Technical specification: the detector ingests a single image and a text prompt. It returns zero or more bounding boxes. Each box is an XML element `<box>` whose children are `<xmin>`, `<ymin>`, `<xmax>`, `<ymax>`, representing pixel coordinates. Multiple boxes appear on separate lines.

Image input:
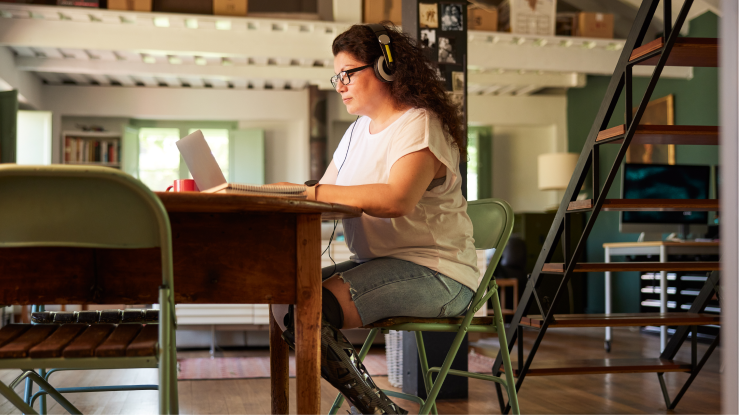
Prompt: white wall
<box><xmin>41</xmin><ymin>85</ymin><xmax>310</xmax><ymax>183</ymax></box>
<box><xmin>468</xmin><ymin>94</ymin><xmax>569</xmax><ymax>212</ymax></box>
<box><xmin>0</xmin><ymin>46</ymin><xmax>43</xmax><ymax>108</ymax></box>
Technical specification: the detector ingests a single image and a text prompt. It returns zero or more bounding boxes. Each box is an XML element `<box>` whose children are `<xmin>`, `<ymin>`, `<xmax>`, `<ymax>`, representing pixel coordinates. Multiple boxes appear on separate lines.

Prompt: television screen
<box><xmin>622</xmin><ymin>164</ymin><xmax>710</xmax><ymax>225</ymax></box>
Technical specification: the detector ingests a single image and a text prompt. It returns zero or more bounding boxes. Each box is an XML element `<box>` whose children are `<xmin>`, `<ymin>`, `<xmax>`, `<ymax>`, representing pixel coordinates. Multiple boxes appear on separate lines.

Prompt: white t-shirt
<box><xmin>323</xmin><ymin>108</ymin><xmax>480</xmax><ymax>291</ymax></box>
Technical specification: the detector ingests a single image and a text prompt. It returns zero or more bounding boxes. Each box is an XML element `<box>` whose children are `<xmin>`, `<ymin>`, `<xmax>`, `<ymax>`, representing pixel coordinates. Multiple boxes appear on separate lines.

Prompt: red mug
<box><xmin>166</xmin><ymin>179</ymin><xmax>198</xmax><ymax>192</ymax></box>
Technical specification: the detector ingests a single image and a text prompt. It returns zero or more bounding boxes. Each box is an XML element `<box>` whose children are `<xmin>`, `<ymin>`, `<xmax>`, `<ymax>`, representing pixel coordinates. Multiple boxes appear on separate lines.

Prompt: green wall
<box><xmin>566</xmin><ymin>12</ymin><xmax>719</xmax><ymax>313</ymax></box>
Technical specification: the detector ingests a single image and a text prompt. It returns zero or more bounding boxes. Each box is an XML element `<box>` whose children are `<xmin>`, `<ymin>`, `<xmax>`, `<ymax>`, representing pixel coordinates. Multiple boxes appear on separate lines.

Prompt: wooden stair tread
<box><xmin>567</xmin><ymin>199</ymin><xmax>719</xmax><ymax>212</ymax></box>
<box><xmin>363</xmin><ymin>316</ymin><xmax>493</xmax><ymax>328</ymax></box>
<box><xmin>542</xmin><ymin>262</ymin><xmax>719</xmax><ymax>273</ymax></box>
<box><xmin>630</xmin><ymin>37</ymin><xmax>718</xmax><ymax>67</ymax></box>
<box><xmin>0</xmin><ymin>325</ymin><xmax>31</xmax><ymax>349</ymax></box>
<box><xmin>596</xmin><ymin>125</ymin><xmax>718</xmax><ymax>145</ymax></box>
<box><xmin>520</xmin><ymin>312</ymin><xmax>721</xmax><ymax>328</ymax></box>
<box><xmin>512</xmin><ymin>358</ymin><xmax>692</xmax><ymax>376</ymax></box>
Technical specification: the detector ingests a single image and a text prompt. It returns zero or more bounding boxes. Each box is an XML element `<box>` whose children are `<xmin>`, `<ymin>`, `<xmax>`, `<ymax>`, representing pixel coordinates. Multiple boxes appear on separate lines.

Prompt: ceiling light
<box><xmin>185</xmin><ymin>18</ymin><xmax>198</xmax><ymax>29</ymax></box>
<box><xmin>195</xmin><ymin>57</ymin><xmax>207</xmax><ymax>66</ymax></box>
<box><xmin>168</xmin><ymin>56</ymin><xmax>182</xmax><ymax>65</ymax></box>
<box><xmin>142</xmin><ymin>55</ymin><xmax>156</xmax><ymax>64</ymax></box>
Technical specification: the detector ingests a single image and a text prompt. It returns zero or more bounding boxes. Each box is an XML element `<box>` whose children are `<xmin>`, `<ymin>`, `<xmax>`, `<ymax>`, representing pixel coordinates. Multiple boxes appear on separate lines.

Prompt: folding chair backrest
<box><xmin>0</xmin><ymin>165</ymin><xmax>173</xmax><ymax>302</ymax></box>
<box><xmin>466</xmin><ymin>198</ymin><xmax>514</xmax><ymax>311</ymax></box>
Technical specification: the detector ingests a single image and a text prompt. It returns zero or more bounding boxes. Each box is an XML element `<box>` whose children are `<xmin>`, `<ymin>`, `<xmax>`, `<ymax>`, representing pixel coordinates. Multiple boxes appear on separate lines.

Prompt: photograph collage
<box><xmin>418</xmin><ymin>2</ymin><xmax>466</xmax><ymax>117</ymax></box>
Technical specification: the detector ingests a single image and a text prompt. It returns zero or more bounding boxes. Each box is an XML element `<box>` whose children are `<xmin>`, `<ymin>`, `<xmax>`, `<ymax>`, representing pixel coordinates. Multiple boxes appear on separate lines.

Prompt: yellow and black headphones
<box><xmin>365</xmin><ymin>23</ymin><xmax>396</xmax><ymax>83</ymax></box>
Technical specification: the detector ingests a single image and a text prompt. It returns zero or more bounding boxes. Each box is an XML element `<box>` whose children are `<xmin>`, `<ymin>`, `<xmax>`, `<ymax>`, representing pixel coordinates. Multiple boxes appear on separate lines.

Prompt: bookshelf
<box><xmin>62</xmin><ymin>130</ymin><xmax>122</xmax><ymax>168</ymax></box>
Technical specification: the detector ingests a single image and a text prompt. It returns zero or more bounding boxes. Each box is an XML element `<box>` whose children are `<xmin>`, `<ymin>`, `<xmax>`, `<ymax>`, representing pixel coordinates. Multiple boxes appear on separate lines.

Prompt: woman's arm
<box><xmin>320</xmin><ymin>160</ymin><xmax>339</xmax><ymax>184</ymax></box>
<box><xmin>315</xmin><ymin>148</ymin><xmax>442</xmax><ymax>218</ymax></box>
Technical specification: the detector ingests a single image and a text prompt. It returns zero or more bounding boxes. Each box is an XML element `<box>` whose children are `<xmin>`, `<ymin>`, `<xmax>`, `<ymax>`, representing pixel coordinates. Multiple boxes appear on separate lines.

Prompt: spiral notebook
<box><xmin>176</xmin><ymin>130</ymin><xmax>307</xmax><ymax>197</ymax></box>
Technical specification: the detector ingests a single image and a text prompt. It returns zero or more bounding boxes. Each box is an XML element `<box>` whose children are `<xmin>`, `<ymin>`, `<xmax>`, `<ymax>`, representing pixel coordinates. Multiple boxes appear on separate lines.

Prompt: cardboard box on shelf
<box><xmin>468</xmin><ymin>5</ymin><xmax>497</xmax><ymax>31</ymax></box>
<box><xmin>498</xmin><ymin>0</ymin><xmax>556</xmax><ymax>36</ymax></box>
<box><xmin>213</xmin><ymin>0</ymin><xmax>246</xmax><ymax>16</ymax></box>
<box><xmin>576</xmin><ymin>12</ymin><xmax>613</xmax><ymax>38</ymax></box>
<box><xmin>363</xmin><ymin>0</ymin><xmax>401</xmax><ymax>26</ymax></box>
<box><xmin>152</xmin><ymin>0</ymin><xmax>212</xmax><ymax>15</ymax></box>
<box><xmin>107</xmin><ymin>0</ymin><xmax>152</xmax><ymax>11</ymax></box>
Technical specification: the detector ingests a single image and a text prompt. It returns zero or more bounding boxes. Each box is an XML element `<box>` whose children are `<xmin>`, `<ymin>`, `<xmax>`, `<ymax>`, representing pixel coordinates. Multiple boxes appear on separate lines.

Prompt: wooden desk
<box><xmin>0</xmin><ymin>192</ymin><xmax>361</xmax><ymax>414</ymax></box>
<box><xmin>602</xmin><ymin>241</ymin><xmax>719</xmax><ymax>352</ymax></box>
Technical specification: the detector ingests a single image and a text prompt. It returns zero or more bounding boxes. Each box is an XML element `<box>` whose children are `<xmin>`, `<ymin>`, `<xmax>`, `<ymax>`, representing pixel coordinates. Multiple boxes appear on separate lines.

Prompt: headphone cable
<box><xmin>323</xmin><ymin>115</ymin><xmax>361</xmax><ymax>276</ymax></box>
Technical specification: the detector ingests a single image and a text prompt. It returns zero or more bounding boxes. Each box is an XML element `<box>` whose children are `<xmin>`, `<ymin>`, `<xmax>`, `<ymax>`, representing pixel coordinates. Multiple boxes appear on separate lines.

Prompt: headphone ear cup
<box><xmin>373</xmin><ymin>56</ymin><xmax>395</xmax><ymax>83</ymax></box>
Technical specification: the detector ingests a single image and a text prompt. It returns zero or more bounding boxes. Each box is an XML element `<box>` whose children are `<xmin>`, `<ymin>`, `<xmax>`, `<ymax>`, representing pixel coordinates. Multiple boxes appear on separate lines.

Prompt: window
<box><xmin>467</xmin><ymin>130</ymin><xmax>479</xmax><ymax>201</ymax></box>
<box><xmin>138</xmin><ymin>128</ymin><xmax>181</xmax><ymax>191</ymax></box>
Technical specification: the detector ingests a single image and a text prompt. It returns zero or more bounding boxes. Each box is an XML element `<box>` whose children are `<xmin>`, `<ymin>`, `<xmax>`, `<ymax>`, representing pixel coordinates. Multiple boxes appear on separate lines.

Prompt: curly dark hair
<box><xmin>332</xmin><ymin>23</ymin><xmax>466</xmax><ymax>159</ymax></box>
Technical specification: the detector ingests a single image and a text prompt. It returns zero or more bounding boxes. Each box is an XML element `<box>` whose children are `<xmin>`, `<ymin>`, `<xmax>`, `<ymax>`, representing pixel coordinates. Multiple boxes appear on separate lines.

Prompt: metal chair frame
<box><xmin>328</xmin><ymin>198</ymin><xmax>520</xmax><ymax>415</ymax></box>
<box><xmin>0</xmin><ymin>165</ymin><xmax>178</xmax><ymax>414</ymax></box>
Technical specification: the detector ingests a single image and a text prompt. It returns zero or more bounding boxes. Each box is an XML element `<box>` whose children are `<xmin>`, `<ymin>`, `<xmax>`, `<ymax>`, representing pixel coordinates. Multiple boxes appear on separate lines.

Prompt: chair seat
<box><xmin>363</xmin><ymin>316</ymin><xmax>494</xmax><ymax>329</ymax></box>
<box><xmin>0</xmin><ymin>323</ymin><xmax>158</xmax><ymax>359</ymax></box>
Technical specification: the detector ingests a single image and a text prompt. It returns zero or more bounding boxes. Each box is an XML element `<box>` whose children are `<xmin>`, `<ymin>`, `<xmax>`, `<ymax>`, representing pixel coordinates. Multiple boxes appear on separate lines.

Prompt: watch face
<box><xmin>304</xmin><ymin>180</ymin><xmax>319</xmax><ymax>187</ymax></box>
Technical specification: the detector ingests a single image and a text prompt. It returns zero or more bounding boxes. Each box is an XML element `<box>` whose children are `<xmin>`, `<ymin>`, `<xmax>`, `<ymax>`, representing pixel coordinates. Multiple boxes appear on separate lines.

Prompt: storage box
<box><xmin>575</xmin><ymin>12</ymin><xmax>613</xmax><ymax>39</ymax></box>
<box><xmin>468</xmin><ymin>5</ymin><xmax>497</xmax><ymax>31</ymax></box>
<box><xmin>152</xmin><ymin>0</ymin><xmax>212</xmax><ymax>15</ymax></box>
<box><xmin>107</xmin><ymin>0</ymin><xmax>152</xmax><ymax>11</ymax></box>
<box><xmin>213</xmin><ymin>0</ymin><xmax>246</xmax><ymax>16</ymax></box>
<box><xmin>498</xmin><ymin>0</ymin><xmax>556</xmax><ymax>36</ymax></box>
<box><xmin>363</xmin><ymin>0</ymin><xmax>401</xmax><ymax>26</ymax></box>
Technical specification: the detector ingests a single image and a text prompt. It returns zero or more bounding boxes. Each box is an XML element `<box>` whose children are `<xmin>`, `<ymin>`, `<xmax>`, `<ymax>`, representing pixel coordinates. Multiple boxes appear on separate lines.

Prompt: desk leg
<box><xmin>270</xmin><ymin>305</ymin><xmax>289</xmax><ymax>415</ymax></box>
<box><xmin>296</xmin><ymin>214</ymin><xmax>322</xmax><ymax>415</ymax></box>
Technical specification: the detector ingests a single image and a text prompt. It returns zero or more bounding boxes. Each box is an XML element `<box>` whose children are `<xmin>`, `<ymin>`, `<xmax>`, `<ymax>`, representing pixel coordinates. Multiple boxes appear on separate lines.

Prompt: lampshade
<box><xmin>538</xmin><ymin>153</ymin><xmax>579</xmax><ymax>191</ymax></box>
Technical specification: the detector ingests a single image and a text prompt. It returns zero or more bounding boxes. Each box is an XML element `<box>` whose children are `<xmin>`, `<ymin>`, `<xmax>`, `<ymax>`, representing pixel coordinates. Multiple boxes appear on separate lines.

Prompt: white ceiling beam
<box><xmin>35</xmin><ymin>72</ymin><xmax>64</xmax><ymax>85</ymax></box>
<box><xmin>468</xmin><ymin>31</ymin><xmax>693</xmax><ymax>79</ymax></box>
<box><xmin>133</xmin><ymin>75</ymin><xmax>159</xmax><ymax>87</ymax></box>
<box><xmin>469</xmin><ymin>71</ymin><xmax>586</xmax><ymax>88</ymax></box>
<box><xmin>0</xmin><ymin>6</ymin><xmax>344</xmax><ymax>61</ymax></box>
<box><xmin>513</xmin><ymin>85</ymin><xmax>542</xmax><ymax>97</ymax></box>
<box><xmin>64</xmin><ymin>73</ymin><xmax>91</xmax><ymax>85</ymax></box>
<box><xmin>87</xmin><ymin>73</ymin><xmax>111</xmax><ymax>85</ymax></box>
<box><xmin>107</xmin><ymin>74</ymin><xmax>136</xmax><ymax>87</ymax></box>
<box><xmin>59</xmin><ymin>48</ymin><xmax>89</xmax><ymax>60</ymax></box>
<box><xmin>10</xmin><ymin>46</ymin><xmax>36</xmax><ymax>57</ymax></box>
<box><xmin>16</xmin><ymin>56</ymin><xmax>334</xmax><ymax>89</ymax></box>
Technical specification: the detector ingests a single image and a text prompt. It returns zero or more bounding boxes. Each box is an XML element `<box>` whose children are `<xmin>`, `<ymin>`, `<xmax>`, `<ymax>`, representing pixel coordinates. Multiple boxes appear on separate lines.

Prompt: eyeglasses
<box><xmin>330</xmin><ymin>64</ymin><xmax>372</xmax><ymax>89</ymax></box>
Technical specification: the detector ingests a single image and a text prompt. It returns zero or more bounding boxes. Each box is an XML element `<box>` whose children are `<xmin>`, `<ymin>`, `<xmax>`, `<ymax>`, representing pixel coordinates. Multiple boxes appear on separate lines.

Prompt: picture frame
<box><xmin>626</xmin><ymin>94</ymin><xmax>676</xmax><ymax>165</ymax></box>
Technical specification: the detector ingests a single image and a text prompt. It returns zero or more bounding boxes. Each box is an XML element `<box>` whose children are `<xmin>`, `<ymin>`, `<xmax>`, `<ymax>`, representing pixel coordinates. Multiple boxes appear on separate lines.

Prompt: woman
<box><xmin>273</xmin><ymin>23</ymin><xmax>479</xmax><ymax>414</ymax></box>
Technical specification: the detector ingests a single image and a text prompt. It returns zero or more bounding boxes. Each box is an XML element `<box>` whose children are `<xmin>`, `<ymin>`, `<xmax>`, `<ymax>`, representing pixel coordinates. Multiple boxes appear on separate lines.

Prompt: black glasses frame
<box><xmin>331</xmin><ymin>64</ymin><xmax>372</xmax><ymax>89</ymax></box>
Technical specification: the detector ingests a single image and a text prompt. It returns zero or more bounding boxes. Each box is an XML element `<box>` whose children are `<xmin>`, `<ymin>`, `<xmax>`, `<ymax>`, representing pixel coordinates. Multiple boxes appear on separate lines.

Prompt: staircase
<box><xmin>490</xmin><ymin>0</ymin><xmax>721</xmax><ymax>412</ymax></box>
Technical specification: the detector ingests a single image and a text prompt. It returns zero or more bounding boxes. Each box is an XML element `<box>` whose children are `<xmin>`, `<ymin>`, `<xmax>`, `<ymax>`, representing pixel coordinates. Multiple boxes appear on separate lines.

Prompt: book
<box><xmin>202</xmin><ymin>183</ymin><xmax>308</xmax><ymax>197</ymax></box>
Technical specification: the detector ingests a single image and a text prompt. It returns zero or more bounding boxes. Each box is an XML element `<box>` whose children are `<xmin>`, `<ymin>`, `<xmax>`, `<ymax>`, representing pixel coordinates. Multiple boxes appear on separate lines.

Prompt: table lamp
<box><xmin>538</xmin><ymin>153</ymin><xmax>579</xmax><ymax>210</ymax></box>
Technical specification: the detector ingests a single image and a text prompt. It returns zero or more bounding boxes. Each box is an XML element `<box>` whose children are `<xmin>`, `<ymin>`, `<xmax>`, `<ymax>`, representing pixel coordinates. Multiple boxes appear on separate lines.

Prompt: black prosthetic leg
<box><xmin>282</xmin><ymin>288</ymin><xmax>407</xmax><ymax>415</ymax></box>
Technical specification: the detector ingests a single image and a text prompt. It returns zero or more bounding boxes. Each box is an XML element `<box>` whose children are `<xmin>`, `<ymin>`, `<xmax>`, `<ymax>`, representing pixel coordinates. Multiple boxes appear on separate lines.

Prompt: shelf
<box><xmin>63</xmin><ymin>162</ymin><xmax>121</xmax><ymax>167</ymax></box>
<box><xmin>541</xmin><ymin>262</ymin><xmax>720</xmax><ymax>273</ymax></box>
<box><xmin>567</xmin><ymin>199</ymin><xmax>719</xmax><ymax>212</ymax></box>
<box><xmin>595</xmin><ymin>125</ymin><xmax>718</xmax><ymax>145</ymax></box>
<box><xmin>512</xmin><ymin>358</ymin><xmax>691</xmax><ymax>377</ymax></box>
<box><xmin>641</xmin><ymin>300</ymin><xmax>677</xmax><ymax>309</ymax></box>
<box><xmin>520</xmin><ymin>312</ymin><xmax>721</xmax><ymax>328</ymax></box>
<box><xmin>63</xmin><ymin>131</ymin><xmax>122</xmax><ymax>138</ymax></box>
<box><xmin>630</xmin><ymin>37</ymin><xmax>718</xmax><ymax>67</ymax></box>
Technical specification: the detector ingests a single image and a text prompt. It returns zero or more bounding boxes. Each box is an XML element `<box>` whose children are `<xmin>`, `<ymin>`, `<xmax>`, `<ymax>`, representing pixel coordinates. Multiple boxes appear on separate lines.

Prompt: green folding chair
<box><xmin>0</xmin><ymin>165</ymin><xmax>178</xmax><ymax>414</ymax></box>
<box><xmin>329</xmin><ymin>198</ymin><xmax>519</xmax><ymax>415</ymax></box>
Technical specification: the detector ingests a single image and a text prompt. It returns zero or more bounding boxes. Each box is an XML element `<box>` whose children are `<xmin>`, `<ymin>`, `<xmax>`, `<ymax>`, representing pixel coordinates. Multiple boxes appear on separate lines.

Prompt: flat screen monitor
<box><xmin>620</xmin><ymin>163</ymin><xmax>710</xmax><ymax>235</ymax></box>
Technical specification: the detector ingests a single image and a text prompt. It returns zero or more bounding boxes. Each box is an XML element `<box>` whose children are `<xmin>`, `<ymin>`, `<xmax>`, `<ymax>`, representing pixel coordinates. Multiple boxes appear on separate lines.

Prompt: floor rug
<box><xmin>178</xmin><ymin>353</ymin><xmax>497</xmax><ymax>380</ymax></box>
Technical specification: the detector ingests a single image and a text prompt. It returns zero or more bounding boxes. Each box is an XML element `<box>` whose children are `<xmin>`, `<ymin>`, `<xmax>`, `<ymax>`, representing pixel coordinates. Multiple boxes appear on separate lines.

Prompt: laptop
<box><xmin>176</xmin><ymin>130</ymin><xmax>306</xmax><ymax>196</ymax></box>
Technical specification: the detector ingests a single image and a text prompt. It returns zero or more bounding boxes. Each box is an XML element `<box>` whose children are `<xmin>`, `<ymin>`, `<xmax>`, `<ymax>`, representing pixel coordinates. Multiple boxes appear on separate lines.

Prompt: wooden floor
<box><xmin>0</xmin><ymin>327</ymin><xmax>720</xmax><ymax>414</ymax></box>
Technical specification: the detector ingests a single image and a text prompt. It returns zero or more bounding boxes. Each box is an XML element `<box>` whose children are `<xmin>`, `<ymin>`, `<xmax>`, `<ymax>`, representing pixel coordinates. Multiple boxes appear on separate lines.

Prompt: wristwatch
<box><xmin>304</xmin><ymin>180</ymin><xmax>319</xmax><ymax>200</ymax></box>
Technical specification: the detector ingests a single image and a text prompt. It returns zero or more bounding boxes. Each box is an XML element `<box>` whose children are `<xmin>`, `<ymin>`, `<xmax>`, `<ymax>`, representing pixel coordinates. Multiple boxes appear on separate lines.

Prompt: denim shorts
<box><xmin>323</xmin><ymin>258</ymin><xmax>475</xmax><ymax>326</ymax></box>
